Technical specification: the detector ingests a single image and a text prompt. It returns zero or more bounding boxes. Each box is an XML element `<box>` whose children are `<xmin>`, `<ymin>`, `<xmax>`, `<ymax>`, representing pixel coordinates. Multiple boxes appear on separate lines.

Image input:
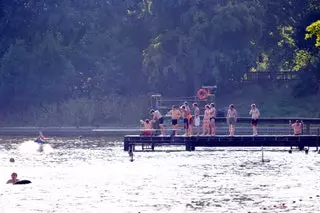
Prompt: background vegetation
<box><xmin>0</xmin><ymin>0</ymin><xmax>319</xmax><ymax>126</ymax></box>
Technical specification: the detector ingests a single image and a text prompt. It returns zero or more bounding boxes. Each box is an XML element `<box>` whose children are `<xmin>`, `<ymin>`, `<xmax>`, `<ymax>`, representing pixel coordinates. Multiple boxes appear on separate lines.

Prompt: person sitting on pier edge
<box><xmin>292</xmin><ymin>120</ymin><xmax>303</xmax><ymax>136</ymax></box>
<box><xmin>209</xmin><ymin>103</ymin><xmax>216</xmax><ymax>136</ymax></box>
<box><xmin>249</xmin><ymin>104</ymin><xmax>260</xmax><ymax>136</ymax></box>
<box><xmin>183</xmin><ymin>102</ymin><xmax>193</xmax><ymax>135</ymax></box>
<box><xmin>226</xmin><ymin>104</ymin><xmax>238</xmax><ymax>136</ymax></box>
<box><xmin>167</xmin><ymin>105</ymin><xmax>182</xmax><ymax>136</ymax></box>
<box><xmin>140</xmin><ymin>119</ymin><xmax>152</xmax><ymax>136</ymax></box>
<box><xmin>193</xmin><ymin>103</ymin><xmax>200</xmax><ymax>135</ymax></box>
<box><xmin>150</xmin><ymin>109</ymin><xmax>165</xmax><ymax>136</ymax></box>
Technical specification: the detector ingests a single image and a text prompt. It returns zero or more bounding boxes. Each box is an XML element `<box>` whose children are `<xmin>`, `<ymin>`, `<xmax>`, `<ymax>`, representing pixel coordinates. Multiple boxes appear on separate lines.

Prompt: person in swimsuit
<box><xmin>180</xmin><ymin>105</ymin><xmax>189</xmax><ymax>136</ymax></box>
<box><xmin>292</xmin><ymin>120</ymin><xmax>303</xmax><ymax>136</ymax></box>
<box><xmin>184</xmin><ymin>102</ymin><xmax>193</xmax><ymax>135</ymax></box>
<box><xmin>167</xmin><ymin>105</ymin><xmax>181</xmax><ymax>136</ymax></box>
<box><xmin>226</xmin><ymin>104</ymin><xmax>238</xmax><ymax>136</ymax></box>
<box><xmin>34</xmin><ymin>131</ymin><xmax>46</xmax><ymax>144</ymax></box>
<box><xmin>193</xmin><ymin>103</ymin><xmax>200</xmax><ymax>135</ymax></box>
<box><xmin>150</xmin><ymin>109</ymin><xmax>165</xmax><ymax>136</ymax></box>
<box><xmin>202</xmin><ymin>105</ymin><xmax>211</xmax><ymax>135</ymax></box>
<box><xmin>249</xmin><ymin>104</ymin><xmax>260</xmax><ymax>136</ymax></box>
<box><xmin>140</xmin><ymin>119</ymin><xmax>153</xmax><ymax>136</ymax></box>
<box><xmin>6</xmin><ymin>172</ymin><xmax>20</xmax><ymax>184</ymax></box>
<box><xmin>209</xmin><ymin>103</ymin><xmax>217</xmax><ymax>136</ymax></box>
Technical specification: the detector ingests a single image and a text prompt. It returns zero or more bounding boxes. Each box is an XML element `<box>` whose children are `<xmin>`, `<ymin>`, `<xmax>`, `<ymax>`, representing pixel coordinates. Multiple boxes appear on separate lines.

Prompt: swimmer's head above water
<box><xmin>6</xmin><ymin>172</ymin><xmax>19</xmax><ymax>184</ymax></box>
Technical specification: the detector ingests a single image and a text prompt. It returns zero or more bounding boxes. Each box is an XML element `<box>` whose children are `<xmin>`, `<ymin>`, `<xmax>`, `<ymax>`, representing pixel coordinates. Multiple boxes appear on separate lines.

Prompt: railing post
<box><xmin>317</xmin><ymin>128</ymin><xmax>320</xmax><ymax>151</ymax></box>
<box><xmin>306</xmin><ymin>123</ymin><xmax>310</xmax><ymax>135</ymax></box>
<box><xmin>124</xmin><ymin>138</ymin><xmax>129</xmax><ymax>151</ymax></box>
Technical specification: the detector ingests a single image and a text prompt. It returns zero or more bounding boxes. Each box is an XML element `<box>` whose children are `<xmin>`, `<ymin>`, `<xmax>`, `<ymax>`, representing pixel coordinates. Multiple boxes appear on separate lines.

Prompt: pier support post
<box><xmin>185</xmin><ymin>141</ymin><xmax>195</xmax><ymax>151</ymax></box>
<box><xmin>124</xmin><ymin>139</ymin><xmax>130</xmax><ymax>151</ymax></box>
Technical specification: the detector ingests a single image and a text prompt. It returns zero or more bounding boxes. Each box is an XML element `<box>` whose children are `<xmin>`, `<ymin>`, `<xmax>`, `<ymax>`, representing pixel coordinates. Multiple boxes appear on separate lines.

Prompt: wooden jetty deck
<box><xmin>124</xmin><ymin>135</ymin><xmax>320</xmax><ymax>152</ymax></box>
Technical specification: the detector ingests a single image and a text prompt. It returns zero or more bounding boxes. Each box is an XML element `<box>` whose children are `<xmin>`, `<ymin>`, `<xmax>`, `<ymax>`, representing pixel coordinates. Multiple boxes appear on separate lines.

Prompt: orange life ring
<box><xmin>197</xmin><ymin>89</ymin><xmax>209</xmax><ymax>100</ymax></box>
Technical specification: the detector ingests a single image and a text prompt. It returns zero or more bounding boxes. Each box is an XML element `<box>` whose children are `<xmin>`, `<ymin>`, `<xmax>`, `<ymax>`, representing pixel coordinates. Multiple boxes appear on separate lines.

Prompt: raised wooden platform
<box><xmin>124</xmin><ymin>135</ymin><xmax>320</xmax><ymax>151</ymax></box>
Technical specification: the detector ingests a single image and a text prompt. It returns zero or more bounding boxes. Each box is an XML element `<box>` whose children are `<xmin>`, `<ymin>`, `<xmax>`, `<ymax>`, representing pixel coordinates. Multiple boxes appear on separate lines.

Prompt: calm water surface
<box><xmin>1</xmin><ymin>136</ymin><xmax>320</xmax><ymax>213</ymax></box>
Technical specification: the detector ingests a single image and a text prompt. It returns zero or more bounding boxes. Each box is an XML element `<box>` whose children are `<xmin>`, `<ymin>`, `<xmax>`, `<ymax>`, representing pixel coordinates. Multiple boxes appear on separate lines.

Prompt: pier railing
<box><xmin>154</xmin><ymin>117</ymin><xmax>320</xmax><ymax>135</ymax></box>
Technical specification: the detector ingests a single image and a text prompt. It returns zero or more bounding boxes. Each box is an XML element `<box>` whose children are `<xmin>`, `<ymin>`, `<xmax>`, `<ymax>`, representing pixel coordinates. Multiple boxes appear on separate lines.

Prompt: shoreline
<box><xmin>0</xmin><ymin>117</ymin><xmax>319</xmax><ymax>137</ymax></box>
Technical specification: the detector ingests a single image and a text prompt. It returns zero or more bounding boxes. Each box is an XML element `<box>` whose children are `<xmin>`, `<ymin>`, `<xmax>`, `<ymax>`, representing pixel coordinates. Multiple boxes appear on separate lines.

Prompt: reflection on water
<box><xmin>0</xmin><ymin>136</ymin><xmax>320</xmax><ymax>213</ymax></box>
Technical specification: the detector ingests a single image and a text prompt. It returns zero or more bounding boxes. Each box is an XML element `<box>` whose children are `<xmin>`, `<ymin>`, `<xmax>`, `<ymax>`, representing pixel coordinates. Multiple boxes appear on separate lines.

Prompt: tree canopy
<box><xmin>0</xmin><ymin>0</ymin><xmax>320</xmax><ymax>125</ymax></box>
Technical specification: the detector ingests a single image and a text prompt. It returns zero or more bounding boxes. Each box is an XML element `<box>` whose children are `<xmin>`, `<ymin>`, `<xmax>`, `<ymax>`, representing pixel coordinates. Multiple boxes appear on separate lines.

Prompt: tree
<box><xmin>305</xmin><ymin>20</ymin><xmax>320</xmax><ymax>47</ymax></box>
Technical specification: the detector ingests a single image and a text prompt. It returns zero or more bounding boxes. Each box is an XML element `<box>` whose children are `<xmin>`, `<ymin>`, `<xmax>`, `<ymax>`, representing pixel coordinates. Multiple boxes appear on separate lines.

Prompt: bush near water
<box><xmin>0</xmin><ymin>1</ymin><xmax>320</xmax><ymax>126</ymax></box>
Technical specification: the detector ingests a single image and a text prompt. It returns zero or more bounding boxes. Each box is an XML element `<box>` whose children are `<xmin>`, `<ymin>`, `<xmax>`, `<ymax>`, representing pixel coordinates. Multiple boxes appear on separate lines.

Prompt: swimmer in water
<box><xmin>6</xmin><ymin>172</ymin><xmax>20</xmax><ymax>184</ymax></box>
<box><xmin>35</xmin><ymin>131</ymin><xmax>46</xmax><ymax>144</ymax></box>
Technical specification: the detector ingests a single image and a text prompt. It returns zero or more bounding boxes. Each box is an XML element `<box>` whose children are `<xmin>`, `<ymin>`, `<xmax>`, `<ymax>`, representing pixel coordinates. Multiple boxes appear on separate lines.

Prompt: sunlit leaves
<box><xmin>305</xmin><ymin>20</ymin><xmax>320</xmax><ymax>47</ymax></box>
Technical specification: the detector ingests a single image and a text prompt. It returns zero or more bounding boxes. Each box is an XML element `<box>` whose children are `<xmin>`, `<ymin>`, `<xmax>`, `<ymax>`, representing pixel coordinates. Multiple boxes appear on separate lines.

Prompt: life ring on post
<box><xmin>197</xmin><ymin>88</ymin><xmax>210</xmax><ymax>100</ymax></box>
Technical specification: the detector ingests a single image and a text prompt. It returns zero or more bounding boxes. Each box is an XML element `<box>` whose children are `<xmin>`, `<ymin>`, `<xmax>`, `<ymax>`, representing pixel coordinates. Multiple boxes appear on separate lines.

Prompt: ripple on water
<box><xmin>1</xmin><ymin>137</ymin><xmax>320</xmax><ymax>213</ymax></box>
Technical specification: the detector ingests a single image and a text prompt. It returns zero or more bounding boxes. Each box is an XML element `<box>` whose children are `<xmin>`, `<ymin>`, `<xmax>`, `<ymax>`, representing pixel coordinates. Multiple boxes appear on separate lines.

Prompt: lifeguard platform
<box><xmin>150</xmin><ymin>85</ymin><xmax>218</xmax><ymax>112</ymax></box>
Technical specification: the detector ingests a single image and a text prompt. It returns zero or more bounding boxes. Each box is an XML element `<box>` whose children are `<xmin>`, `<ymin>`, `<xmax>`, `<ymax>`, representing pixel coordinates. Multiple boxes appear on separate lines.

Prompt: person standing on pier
<box><xmin>209</xmin><ymin>103</ymin><xmax>217</xmax><ymax>136</ymax></box>
<box><xmin>167</xmin><ymin>105</ymin><xmax>182</xmax><ymax>136</ymax></box>
<box><xmin>180</xmin><ymin>105</ymin><xmax>189</xmax><ymax>136</ymax></box>
<box><xmin>183</xmin><ymin>102</ymin><xmax>193</xmax><ymax>135</ymax></box>
<box><xmin>150</xmin><ymin>109</ymin><xmax>165</xmax><ymax>136</ymax></box>
<box><xmin>249</xmin><ymin>104</ymin><xmax>260</xmax><ymax>136</ymax></box>
<box><xmin>202</xmin><ymin>105</ymin><xmax>211</xmax><ymax>135</ymax></box>
<box><xmin>226</xmin><ymin>104</ymin><xmax>238</xmax><ymax>136</ymax></box>
<box><xmin>292</xmin><ymin>120</ymin><xmax>303</xmax><ymax>135</ymax></box>
<box><xmin>193</xmin><ymin>103</ymin><xmax>200</xmax><ymax>135</ymax></box>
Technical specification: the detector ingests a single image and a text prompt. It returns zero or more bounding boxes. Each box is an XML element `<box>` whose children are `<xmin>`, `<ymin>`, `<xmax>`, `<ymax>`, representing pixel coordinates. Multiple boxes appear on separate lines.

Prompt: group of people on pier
<box><xmin>140</xmin><ymin>102</ymin><xmax>262</xmax><ymax>136</ymax></box>
<box><xmin>140</xmin><ymin>102</ymin><xmax>304</xmax><ymax>137</ymax></box>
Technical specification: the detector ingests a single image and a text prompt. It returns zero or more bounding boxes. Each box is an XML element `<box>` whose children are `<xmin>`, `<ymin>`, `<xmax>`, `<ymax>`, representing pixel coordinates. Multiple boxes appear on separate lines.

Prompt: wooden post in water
<box><xmin>317</xmin><ymin>128</ymin><xmax>320</xmax><ymax>151</ymax></box>
<box><xmin>185</xmin><ymin>140</ymin><xmax>195</xmax><ymax>151</ymax></box>
<box><xmin>124</xmin><ymin>138</ymin><xmax>130</xmax><ymax>151</ymax></box>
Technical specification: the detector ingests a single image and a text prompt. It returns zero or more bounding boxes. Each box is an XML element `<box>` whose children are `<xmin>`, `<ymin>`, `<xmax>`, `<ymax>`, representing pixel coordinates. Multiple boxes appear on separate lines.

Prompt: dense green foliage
<box><xmin>0</xmin><ymin>0</ymin><xmax>320</xmax><ymax>126</ymax></box>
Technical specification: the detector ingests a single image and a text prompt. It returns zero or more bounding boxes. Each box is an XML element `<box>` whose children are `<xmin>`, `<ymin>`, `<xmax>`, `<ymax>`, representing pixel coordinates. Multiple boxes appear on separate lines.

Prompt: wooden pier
<box><xmin>124</xmin><ymin>135</ymin><xmax>320</xmax><ymax>152</ymax></box>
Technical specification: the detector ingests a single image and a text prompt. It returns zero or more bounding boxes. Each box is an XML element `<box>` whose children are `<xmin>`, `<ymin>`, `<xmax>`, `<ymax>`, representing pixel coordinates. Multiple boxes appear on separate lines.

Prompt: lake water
<box><xmin>1</xmin><ymin>136</ymin><xmax>320</xmax><ymax>213</ymax></box>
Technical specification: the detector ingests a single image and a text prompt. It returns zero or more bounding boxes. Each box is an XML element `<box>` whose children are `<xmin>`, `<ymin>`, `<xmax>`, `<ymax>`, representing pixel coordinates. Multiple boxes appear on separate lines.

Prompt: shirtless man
<box><xmin>209</xmin><ymin>103</ymin><xmax>217</xmax><ymax>136</ymax></box>
<box><xmin>184</xmin><ymin>102</ymin><xmax>193</xmax><ymax>135</ymax></box>
<box><xmin>292</xmin><ymin>120</ymin><xmax>303</xmax><ymax>135</ymax></box>
<box><xmin>193</xmin><ymin>103</ymin><xmax>200</xmax><ymax>135</ymax></box>
<box><xmin>6</xmin><ymin>172</ymin><xmax>20</xmax><ymax>184</ymax></box>
<box><xmin>140</xmin><ymin>119</ymin><xmax>153</xmax><ymax>136</ymax></box>
<box><xmin>202</xmin><ymin>105</ymin><xmax>211</xmax><ymax>135</ymax></box>
<box><xmin>167</xmin><ymin>105</ymin><xmax>182</xmax><ymax>136</ymax></box>
<box><xmin>150</xmin><ymin>109</ymin><xmax>165</xmax><ymax>136</ymax></box>
<box><xmin>249</xmin><ymin>104</ymin><xmax>260</xmax><ymax>136</ymax></box>
<box><xmin>226</xmin><ymin>104</ymin><xmax>238</xmax><ymax>136</ymax></box>
<box><xmin>180</xmin><ymin>105</ymin><xmax>189</xmax><ymax>136</ymax></box>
